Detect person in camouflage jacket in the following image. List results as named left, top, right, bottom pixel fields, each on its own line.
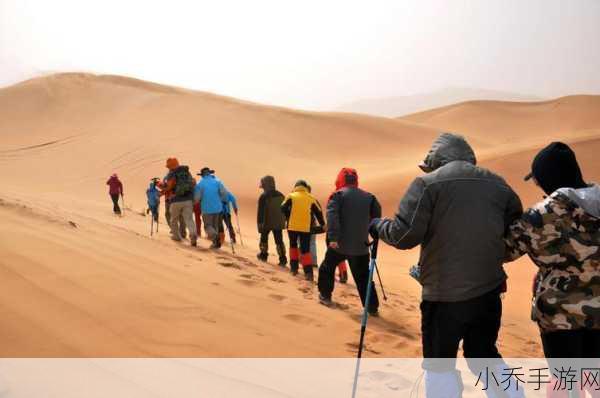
left=505, top=142, right=600, bottom=366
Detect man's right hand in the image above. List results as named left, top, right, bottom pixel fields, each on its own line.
left=329, top=241, right=339, bottom=249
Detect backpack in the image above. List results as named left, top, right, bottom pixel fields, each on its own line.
left=173, top=166, right=194, bottom=197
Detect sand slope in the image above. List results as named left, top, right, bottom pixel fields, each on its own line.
left=1, top=73, right=599, bottom=357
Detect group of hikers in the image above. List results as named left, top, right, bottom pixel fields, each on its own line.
left=107, top=133, right=599, bottom=398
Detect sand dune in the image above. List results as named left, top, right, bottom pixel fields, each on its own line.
left=1, top=73, right=599, bottom=358
left=336, top=87, right=541, bottom=118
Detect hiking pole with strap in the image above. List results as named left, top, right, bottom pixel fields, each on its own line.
left=351, top=239, right=378, bottom=398
left=150, top=213, right=154, bottom=237
left=235, top=211, right=244, bottom=247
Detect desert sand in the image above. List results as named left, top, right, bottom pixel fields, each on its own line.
left=1, top=73, right=599, bottom=358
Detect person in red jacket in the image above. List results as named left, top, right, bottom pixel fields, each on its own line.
left=106, top=173, right=123, bottom=215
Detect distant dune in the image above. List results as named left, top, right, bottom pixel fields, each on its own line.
left=1, top=73, right=599, bottom=358
left=335, top=87, right=542, bottom=118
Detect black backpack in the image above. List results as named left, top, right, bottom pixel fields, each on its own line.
left=173, top=166, right=194, bottom=197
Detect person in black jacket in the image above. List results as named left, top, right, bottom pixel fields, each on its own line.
left=318, top=168, right=382, bottom=315
left=370, top=133, right=524, bottom=398
left=257, top=176, right=287, bottom=266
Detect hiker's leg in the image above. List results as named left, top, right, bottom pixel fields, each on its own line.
left=317, top=248, right=346, bottom=300
left=258, top=231, right=269, bottom=260
left=421, top=300, right=462, bottom=373
left=169, top=202, right=184, bottom=240
left=165, top=202, right=172, bottom=226
left=463, top=288, right=502, bottom=360
left=193, top=202, right=202, bottom=237
left=348, top=254, right=379, bottom=313
left=273, top=230, right=287, bottom=265
left=288, top=231, right=300, bottom=273
left=202, top=213, right=217, bottom=240
left=299, top=233, right=313, bottom=278
left=111, top=194, right=121, bottom=213
left=217, top=214, right=225, bottom=246
left=309, top=234, right=317, bottom=266
left=223, top=213, right=236, bottom=242
left=181, top=201, right=197, bottom=244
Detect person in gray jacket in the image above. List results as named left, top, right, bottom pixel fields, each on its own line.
left=318, top=168, right=382, bottom=314
left=370, top=133, right=523, bottom=398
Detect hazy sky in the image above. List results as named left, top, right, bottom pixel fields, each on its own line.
left=1, top=0, right=599, bottom=110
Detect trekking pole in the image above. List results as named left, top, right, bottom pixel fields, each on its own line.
left=351, top=239, right=378, bottom=398
left=121, top=194, right=125, bottom=213
left=150, top=214, right=154, bottom=237
left=375, top=265, right=388, bottom=301
left=235, top=211, right=244, bottom=246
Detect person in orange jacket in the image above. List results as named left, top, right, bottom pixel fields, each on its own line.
left=160, top=157, right=198, bottom=246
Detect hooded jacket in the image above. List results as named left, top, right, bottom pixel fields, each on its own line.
left=505, top=184, right=600, bottom=332
left=194, top=174, right=227, bottom=214
left=257, top=176, right=286, bottom=233
left=327, top=168, right=382, bottom=256
left=106, top=175, right=123, bottom=196
left=282, top=185, right=325, bottom=233
left=374, top=133, right=523, bottom=302
left=146, top=182, right=160, bottom=208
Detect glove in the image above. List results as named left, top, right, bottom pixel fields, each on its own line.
left=369, top=218, right=381, bottom=240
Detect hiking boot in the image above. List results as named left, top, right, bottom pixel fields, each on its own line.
left=171, top=234, right=182, bottom=242
left=339, top=271, right=348, bottom=284
left=319, top=294, right=334, bottom=308
left=303, top=266, right=314, bottom=282
left=210, top=242, right=221, bottom=249
left=290, top=268, right=299, bottom=276
left=278, top=256, right=288, bottom=267
left=257, top=252, right=268, bottom=262
left=190, top=237, right=197, bottom=247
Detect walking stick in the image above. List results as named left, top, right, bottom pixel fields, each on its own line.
left=375, top=265, right=388, bottom=301
left=120, top=193, right=125, bottom=214
left=351, top=239, right=378, bottom=398
left=150, top=213, right=154, bottom=237
left=235, top=211, right=244, bottom=247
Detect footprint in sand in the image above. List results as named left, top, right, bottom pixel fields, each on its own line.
left=237, top=279, right=259, bottom=287
left=219, top=261, right=241, bottom=269
left=270, top=277, right=286, bottom=284
left=283, top=313, right=320, bottom=326
left=268, top=294, right=286, bottom=302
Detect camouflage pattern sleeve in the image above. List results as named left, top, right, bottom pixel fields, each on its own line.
left=504, top=207, right=544, bottom=263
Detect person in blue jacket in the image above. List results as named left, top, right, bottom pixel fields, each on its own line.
left=222, top=190, right=239, bottom=244
left=194, top=167, right=227, bottom=249
left=146, top=178, right=160, bottom=222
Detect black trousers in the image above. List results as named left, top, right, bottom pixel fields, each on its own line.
left=288, top=231, right=311, bottom=252
left=110, top=194, right=121, bottom=214
left=260, top=230, right=284, bottom=246
left=421, top=286, right=503, bottom=371
left=222, top=213, right=236, bottom=241
left=541, top=329, right=600, bottom=370
left=318, top=248, right=379, bottom=312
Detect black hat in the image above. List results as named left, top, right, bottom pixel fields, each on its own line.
left=525, top=142, right=586, bottom=195
left=197, top=167, right=215, bottom=176
left=294, top=179, right=309, bottom=189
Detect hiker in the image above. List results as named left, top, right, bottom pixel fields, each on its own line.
left=160, top=175, right=187, bottom=239
left=222, top=189, right=238, bottom=244
left=194, top=167, right=227, bottom=249
left=303, top=184, right=323, bottom=268
left=281, top=180, right=325, bottom=281
left=106, top=173, right=123, bottom=215
left=505, top=142, right=600, bottom=397
left=161, top=157, right=197, bottom=246
left=257, top=175, right=287, bottom=266
left=370, top=133, right=524, bottom=398
left=146, top=178, right=161, bottom=223
left=318, top=168, right=381, bottom=314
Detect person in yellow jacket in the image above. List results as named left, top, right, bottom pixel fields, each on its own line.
left=281, top=180, right=325, bottom=280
